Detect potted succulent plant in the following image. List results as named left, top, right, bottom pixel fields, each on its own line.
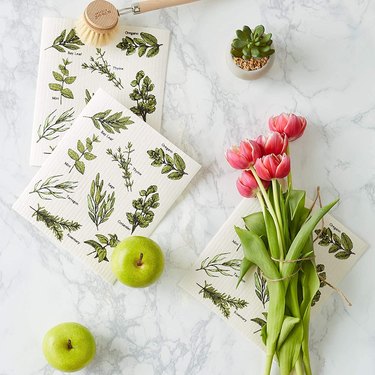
left=227, top=25, right=275, bottom=80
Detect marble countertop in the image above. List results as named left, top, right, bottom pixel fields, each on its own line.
left=1, top=0, right=375, bottom=374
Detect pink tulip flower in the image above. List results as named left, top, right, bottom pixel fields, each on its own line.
left=254, top=153, right=291, bottom=181
left=256, top=132, right=288, bottom=155
left=226, top=140, right=261, bottom=170
left=236, top=170, right=270, bottom=198
left=268, top=113, right=307, bottom=141
left=239, top=139, right=262, bottom=164
left=225, top=146, right=251, bottom=169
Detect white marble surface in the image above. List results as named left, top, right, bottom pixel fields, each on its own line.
left=1, top=0, right=375, bottom=374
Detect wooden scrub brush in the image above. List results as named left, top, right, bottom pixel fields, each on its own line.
left=76, top=0, right=198, bottom=47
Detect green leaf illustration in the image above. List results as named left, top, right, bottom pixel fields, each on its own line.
left=64, top=76, right=76, bottom=84
left=53, top=71, right=63, bottom=81
left=77, top=140, right=85, bottom=153
left=341, top=232, right=353, bottom=251
left=85, top=109, right=134, bottom=134
left=45, top=28, right=84, bottom=53
left=68, top=149, right=79, bottom=161
left=48, top=58, right=76, bottom=105
left=84, top=233, right=119, bottom=263
left=49, top=83, right=62, bottom=91
left=84, top=152, right=96, bottom=161
left=82, top=48, right=123, bottom=90
left=146, top=46, right=159, bottom=58
left=128, top=70, right=157, bottom=122
left=107, top=143, right=135, bottom=192
left=126, top=185, right=159, bottom=234
left=30, top=204, right=81, bottom=241
left=311, top=264, right=327, bottom=306
left=116, top=32, right=162, bottom=58
left=61, top=88, right=74, bottom=99
left=147, top=147, right=188, bottom=180
left=87, top=173, right=116, bottom=230
left=315, top=227, right=355, bottom=260
left=141, top=32, right=158, bottom=45
left=37, top=108, right=74, bottom=143
left=196, top=252, right=241, bottom=278
left=29, top=175, right=78, bottom=200
left=75, top=160, right=85, bottom=175
left=335, top=251, right=351, bottom=260
left=68, top=134, right=99, bottom=175
left=254, top=267, right=269, bottom=308
left=197, top=281, right=248, bottom=319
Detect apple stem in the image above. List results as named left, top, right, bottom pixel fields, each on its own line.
left=137, top=253, right=144, bottom=267
left=67, top=339, right=73, bottom=350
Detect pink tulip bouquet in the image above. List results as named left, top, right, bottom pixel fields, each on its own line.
left=226, top=114, right=338, bottom=375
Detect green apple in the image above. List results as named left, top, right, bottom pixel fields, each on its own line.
left=42, top=322, right=96, bottom=372
left=111, top=236, right=164, bottom=287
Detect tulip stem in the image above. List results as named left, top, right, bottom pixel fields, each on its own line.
left=251, top=167, right=284, bottom=260
left=272, top=180, right=286, bottom=267
left=272, top=180, right=283, bottom=231
left=286, top=145, right=293, bottom=190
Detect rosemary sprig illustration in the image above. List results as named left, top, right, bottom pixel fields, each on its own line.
left=88, top=173, right=116, bottom=230
left=116, top=32, right=162, bottom=57
left=197, top=281, right=248, bottom=319
left=254, top=267, right=269, bottom=308
left=68, top=134, right=99, bottom=175
left=85, top=109, right=134, bottom=134
left=126, top=185, right=159, bottom=234
left=85, top=89, right=94, bottom=104
left=311, top=264, right=327, bottom=307
left=196, top=252, right=241, bottom=277
left=147, top=147, right=188, bottom=180
left=30, top=204, right=81, bottom=241
left=45, top=28, right=84, bottom=52
left=29, top=175, right=78, bottom=200
left=49, top=58, right=76, bottom=105
left=37, top=108, right=74, bottom=143
left=129, top=70, right=156, bottom=122
left=84, top=233, right=119, bottom=263
left=315, top=227, right=355, bottom=259
left=107, top=143, right=134, bottom=192
left=82, top=48, right=123, bottom=89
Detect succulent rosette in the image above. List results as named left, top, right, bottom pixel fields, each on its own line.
left=225, top=113, right=338, bottom=375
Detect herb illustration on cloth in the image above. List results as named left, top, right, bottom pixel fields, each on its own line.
left=180, top=198, right=368, bottom=347
left=14, top=89, right=200, bottom=283
left=30, top=18, right=170, bottom=166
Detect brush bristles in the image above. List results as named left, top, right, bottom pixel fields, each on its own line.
left=76, top=15, right=119, bottom=47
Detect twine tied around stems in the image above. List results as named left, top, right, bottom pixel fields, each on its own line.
left=264, top=267, right=302, bottom=283
left=271, top=255, right=315, bottom=263
left=319, top=277, right=352, bottom=307
left=261, top=259, right=353, bottom=306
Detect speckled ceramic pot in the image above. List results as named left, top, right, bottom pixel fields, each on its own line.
left=226, top=50, right=275, bottom=80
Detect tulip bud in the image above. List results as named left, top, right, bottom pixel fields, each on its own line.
left=268, top=113, right=307, bottom=141
left=256, top=132, right=288, bottom=155
left=236, top=170, right=270, bottom=198
left=254, top=153, right=291, bottom=181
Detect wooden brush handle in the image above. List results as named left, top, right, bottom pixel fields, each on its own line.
left=138, top=0, right=198, bottom=13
